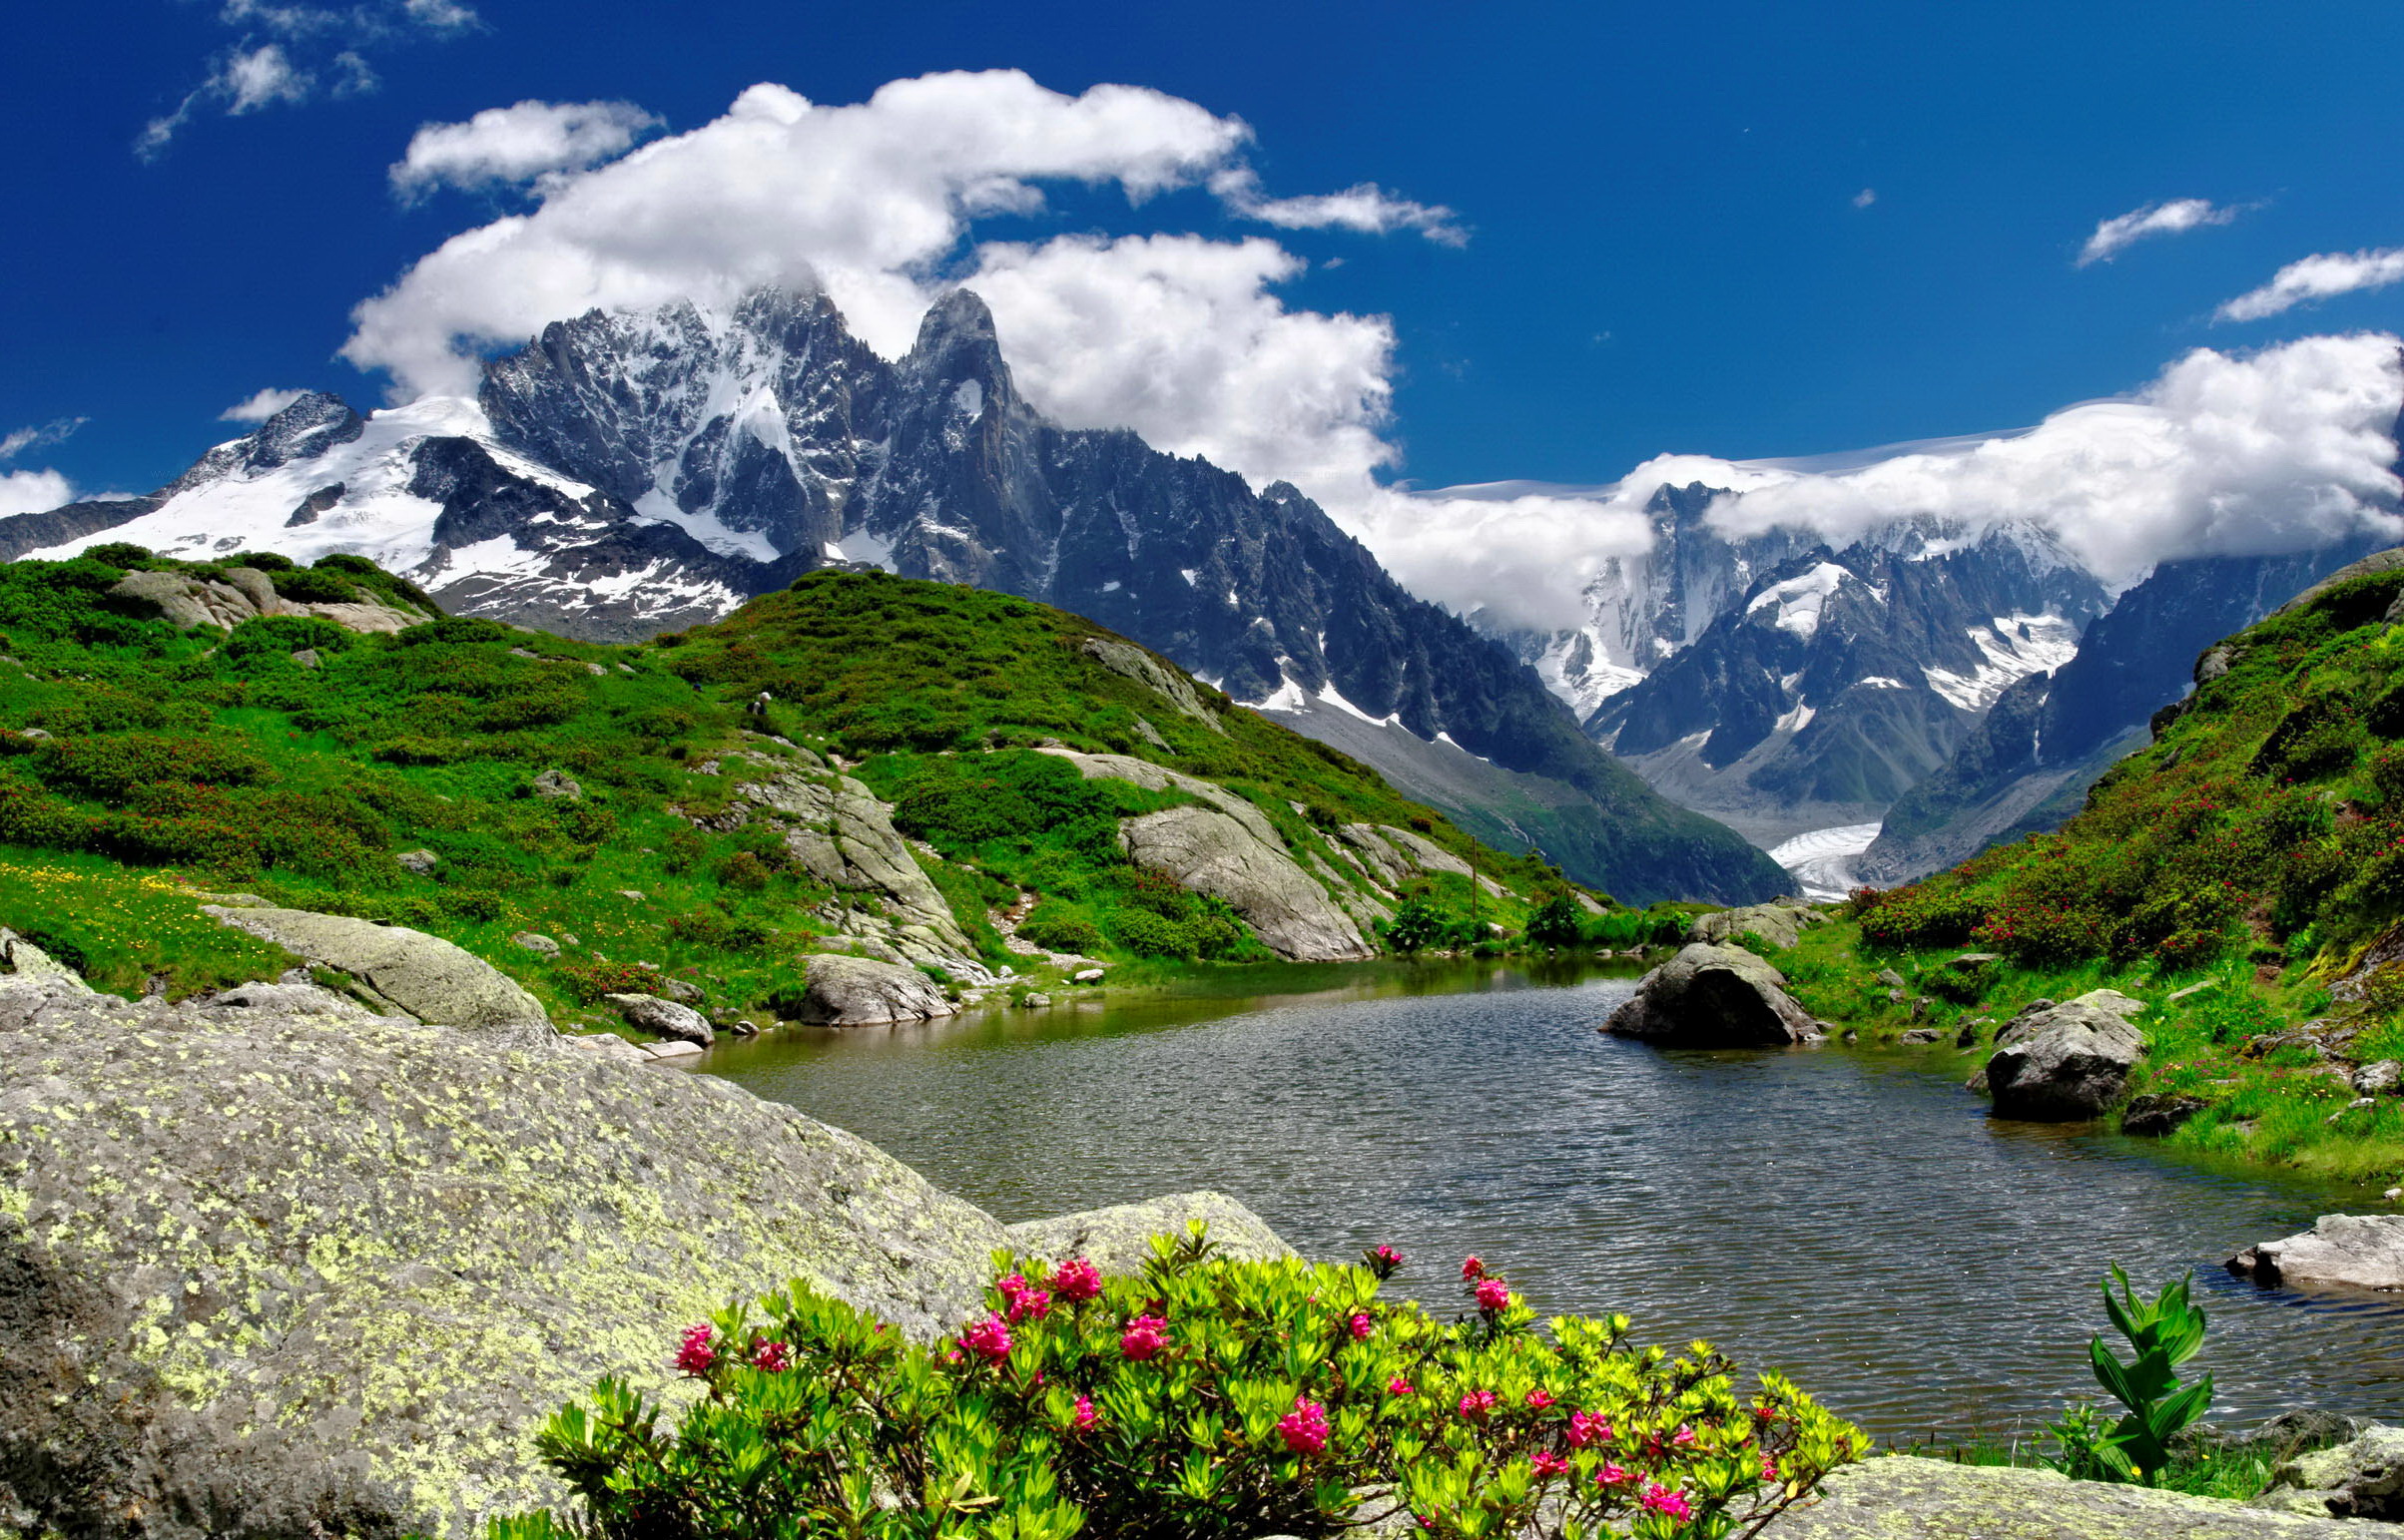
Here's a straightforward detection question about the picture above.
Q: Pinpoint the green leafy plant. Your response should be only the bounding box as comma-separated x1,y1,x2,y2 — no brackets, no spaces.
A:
498,1229,1864,1540
2048,1267,2214,1487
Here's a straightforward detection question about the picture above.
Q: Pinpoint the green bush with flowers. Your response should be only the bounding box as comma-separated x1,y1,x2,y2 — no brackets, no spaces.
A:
493,1228,1863,1540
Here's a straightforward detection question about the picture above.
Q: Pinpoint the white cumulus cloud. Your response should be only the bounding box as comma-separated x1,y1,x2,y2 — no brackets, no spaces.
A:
0,469,76,518
2077,198,2241,266
1209,169,1464,244
218,387,312,422
2218,248,2404,322
390,99,662,199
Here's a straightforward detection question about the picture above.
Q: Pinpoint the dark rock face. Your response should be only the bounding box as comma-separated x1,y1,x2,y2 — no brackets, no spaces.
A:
1604,942,1821,1047
1982,992,2147,1120
0,495,164,561
2120,1092,2206,1138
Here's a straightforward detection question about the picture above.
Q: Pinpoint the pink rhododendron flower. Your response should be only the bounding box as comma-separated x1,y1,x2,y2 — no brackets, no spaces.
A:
1461,1256,1487,1281
1761,1457,1781,1484
1276,1396,1331,1454
1388,1377,1416,1395
1372,1245,1404,1269
1531,1450,1569,1476
1640,1484,1694,1521
1524,1388,1554,1409
996,1274,1052,1322
959,1313,1012,1364
1475,1278,1511,1311
1350,1312,1374,1340
1120,1314,1169,1360
1567,1410,1613,1447
674,1324,715,1376
1051,1257,1103,1304
1072,1395,1098,1432
1596,1462,1634,1486
1672,1423,1697,1448
749,1337,792,1373
1458,1389,1499,1419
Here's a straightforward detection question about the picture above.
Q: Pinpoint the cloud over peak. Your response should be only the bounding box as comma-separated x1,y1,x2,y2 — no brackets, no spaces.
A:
218,387,312,422
389,99,662,199
2077,197,2241,266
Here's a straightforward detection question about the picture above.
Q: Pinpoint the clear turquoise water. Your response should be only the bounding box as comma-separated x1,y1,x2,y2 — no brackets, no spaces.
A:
700,960,2404,1439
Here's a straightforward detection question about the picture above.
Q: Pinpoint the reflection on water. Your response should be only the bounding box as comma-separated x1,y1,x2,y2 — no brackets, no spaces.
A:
701,961,2404,1438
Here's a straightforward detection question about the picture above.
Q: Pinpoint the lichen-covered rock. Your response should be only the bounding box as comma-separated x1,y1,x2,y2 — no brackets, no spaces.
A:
603,991,714,1046
1604,943,1820,1047
1078,637,1224,732
2255,1424,2404,1521
0,974,1010,1538
1983,991,2147,1121
734,770,969,954
1687,899,1826,952
2227,1214,2404,1292
1002,1192,1296,1278
1118,804,1373,962
2356,1059,2403,1097
792,953,957,1025
0,926,90,989
530,768,582,800
1759,1453,2369,1538
204,905,551,1046
105,565,430,635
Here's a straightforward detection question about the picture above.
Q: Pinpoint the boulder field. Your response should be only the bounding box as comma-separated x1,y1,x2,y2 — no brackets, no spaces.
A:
0,947,1288,1539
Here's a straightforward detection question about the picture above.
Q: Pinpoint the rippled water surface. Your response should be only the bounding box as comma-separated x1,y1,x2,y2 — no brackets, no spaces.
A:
702,962,2404,1438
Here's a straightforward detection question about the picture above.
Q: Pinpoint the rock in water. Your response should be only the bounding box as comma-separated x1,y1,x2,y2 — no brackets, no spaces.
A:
0,972,1012,1537
203,904,551,1046
603,991,714,1046
2226,1214,2404,1292
1604,943,1820,1047
2255,1425,2404,1521
792,953,957,1025
1003,1193,1296,1278
1760,1453,2370,1538
1982,990,2146,1120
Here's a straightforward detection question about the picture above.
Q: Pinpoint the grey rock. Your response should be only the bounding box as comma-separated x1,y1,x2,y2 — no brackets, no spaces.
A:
792,953,957,1026
290,647,320,670
1003,1192,1295,1277
396,847,440,875
603,992,714,1047
2355,1060,2402,1097
530,768,582,800
510,931,560,955
1875,967,1909,991
737,770,970,953
641,1039,705,1060
0,927,91,989
1079,636,1224,731
1955,1015,1994,1049
196,979,376,1018
559,1032,648,1066
2240,1410,2371,1454
660,978,704,1004
0,973,1009,1538
1985,991,2148,1121
1019,991,1053,1008
203,905,552,1046
2121,1093,2206,1138
1689,898,1826,952
2227,1214,2404,1292
2257,1424,2404,1521
1604,943,1820,1047
103,564,427,635
1118,804,1374,962
1759,1453,2368,1539
1899,1027,1942,1045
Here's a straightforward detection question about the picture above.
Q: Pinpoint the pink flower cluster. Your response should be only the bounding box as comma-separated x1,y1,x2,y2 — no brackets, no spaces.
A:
1276,1396,1331,1455
1388,1377,1416,1396
1072,1395,1098,1432
749,1337,792,1373
674,1324,715,1376
1474,1277,1511,1312
1120,1313,1169,1361
1640,1483,1695,1521
1370,1244,1404,1271
1461,1256,1487,1281
959,1313,1013,1364
1530,1450,1569,1476
997,1273,1051,1322
1349,1312,1375,1340
1051,1257,1103,1304
1524,1388,1554,1409
1457,1388,1499,1420
1566,1410,1613,1448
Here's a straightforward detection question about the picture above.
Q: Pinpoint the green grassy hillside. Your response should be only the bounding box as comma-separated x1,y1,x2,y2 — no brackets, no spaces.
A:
0,554,1640,1028
1809,553,2404,1182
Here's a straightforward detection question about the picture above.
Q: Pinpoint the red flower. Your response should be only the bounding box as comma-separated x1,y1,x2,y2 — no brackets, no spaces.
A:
1120,1313,1169,1361
1461,1256,1487,1281
748,1337,791,1373
1475,1277,1511,1311
959,1313,1012,1364
1051,1257,1103,1303
1276,1396,1331,1455
674,1324,716,1376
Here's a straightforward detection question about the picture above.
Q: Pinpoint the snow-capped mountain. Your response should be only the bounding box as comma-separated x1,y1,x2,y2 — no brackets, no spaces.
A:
0,284,1790,905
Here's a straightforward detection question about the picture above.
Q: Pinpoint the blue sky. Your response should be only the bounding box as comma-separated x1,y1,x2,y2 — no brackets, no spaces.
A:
8,0,2404,519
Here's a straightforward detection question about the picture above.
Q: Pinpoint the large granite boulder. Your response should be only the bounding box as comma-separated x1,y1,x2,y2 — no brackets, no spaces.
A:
1003,1192,1296,1277
1604,943,1820,1047
1982,990,2147,1120
1687,898,1826,952
106,565,430,635
0,972,1009,1538
729,769,975,963
203,904,552,1047
1118,805,1374,962
2255,1425,2404,1521
2226,1214,2404,1293
1760,1454,2371,1538
791,952,958,1025
604,991,714,1046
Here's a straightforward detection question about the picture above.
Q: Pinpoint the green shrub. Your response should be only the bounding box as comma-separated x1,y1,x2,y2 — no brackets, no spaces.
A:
83,542,154,568
555,958,665,1003
1018,904,1103,955
230,551,297,571
223,614,353,662
1525,890,1584,948
34,734,274,799
497,1235,1863,1540
267,567,360,604
1108,906,1196,958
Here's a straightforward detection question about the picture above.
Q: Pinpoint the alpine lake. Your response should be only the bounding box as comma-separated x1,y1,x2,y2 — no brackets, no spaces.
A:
699,961,2404,1443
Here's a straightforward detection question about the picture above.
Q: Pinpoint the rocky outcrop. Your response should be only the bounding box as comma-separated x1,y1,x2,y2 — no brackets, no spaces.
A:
1759,1453,2371,1539
106,565,431,635
2226,1215,2404,1293
1688,898,1826,952
0,926,90,988
791,953,958,1026
0,971,1011,1538
1002,1192,1295,1277
604,991,713,1046
1118,805,1374,962
1078,637,1224,732
1604,942,1821,1047
202,904,552,1046
2254,1425,2404,1521
1981,991,2147,1121
729,767,973,963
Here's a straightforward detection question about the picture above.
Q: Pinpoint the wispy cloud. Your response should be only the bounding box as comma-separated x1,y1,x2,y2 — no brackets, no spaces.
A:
1851,188,1876,210
0,416,87,462
389,99,663,201
2217,248,2404,322
139,0,480,158
218,387,311,422
2077,198,2242,266
1209,169,1466,246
